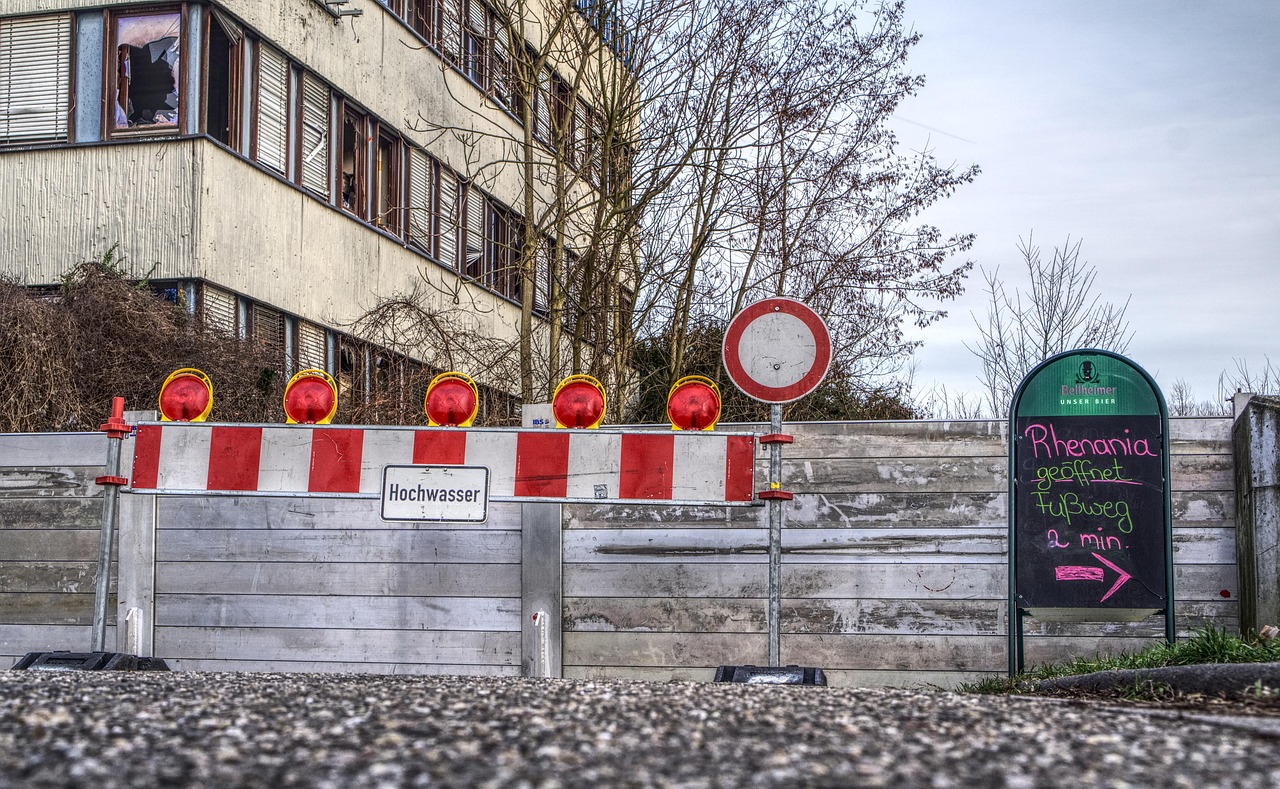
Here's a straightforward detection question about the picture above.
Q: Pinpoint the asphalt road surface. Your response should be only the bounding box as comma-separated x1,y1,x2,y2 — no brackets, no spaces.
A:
1,672,1277,788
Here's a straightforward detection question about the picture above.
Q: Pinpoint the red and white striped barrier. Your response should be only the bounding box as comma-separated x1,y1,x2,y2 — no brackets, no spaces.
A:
128,423,758,505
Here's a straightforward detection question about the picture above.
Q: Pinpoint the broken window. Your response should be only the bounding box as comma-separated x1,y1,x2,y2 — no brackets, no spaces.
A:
204,10,242,147
111,11,181,132
298,72,331,197
374,129,400,232
340,107,367,218
487,200,520,299
0,13,72,144
462,183,485,281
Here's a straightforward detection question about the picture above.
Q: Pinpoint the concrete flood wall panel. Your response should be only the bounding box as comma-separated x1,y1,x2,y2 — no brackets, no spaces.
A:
561,418,1238,687
147,496,524,675
0,432,113,665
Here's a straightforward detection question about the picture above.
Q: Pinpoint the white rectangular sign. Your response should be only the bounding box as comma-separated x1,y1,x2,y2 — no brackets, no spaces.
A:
380,465,490,523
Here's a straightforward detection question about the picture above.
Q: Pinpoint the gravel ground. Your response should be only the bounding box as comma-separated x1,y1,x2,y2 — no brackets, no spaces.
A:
1,672,1278,788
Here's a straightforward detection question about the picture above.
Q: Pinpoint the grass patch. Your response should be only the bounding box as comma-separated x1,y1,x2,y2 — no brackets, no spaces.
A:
960,627,1280,695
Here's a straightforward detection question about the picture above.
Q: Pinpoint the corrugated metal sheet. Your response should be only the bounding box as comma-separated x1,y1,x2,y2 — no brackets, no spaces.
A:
0,142,200,284
255,43,288,174
0,13,71,143
299,71,329,197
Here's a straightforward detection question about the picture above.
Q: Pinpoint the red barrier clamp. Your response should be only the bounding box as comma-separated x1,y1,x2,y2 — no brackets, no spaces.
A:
99,396,131,440
758,490,793,501
759,433,794,445
95,475,128,487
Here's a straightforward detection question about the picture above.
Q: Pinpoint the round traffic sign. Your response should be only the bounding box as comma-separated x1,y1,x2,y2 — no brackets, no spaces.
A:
722,297,831,403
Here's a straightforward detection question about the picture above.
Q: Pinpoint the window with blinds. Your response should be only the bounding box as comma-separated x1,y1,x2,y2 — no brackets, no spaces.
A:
0,14,72,144
299,72,330,197
534,69,552,142
439,0,462,65
251,303,286,363
534,237,550,313
255,43,289,173
437,167,459,269
463,0,489,85
202,285,237,335
463,184,486,281
297,321,328,372
407,147,434,254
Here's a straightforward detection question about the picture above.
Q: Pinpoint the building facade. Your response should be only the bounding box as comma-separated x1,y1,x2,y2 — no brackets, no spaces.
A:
0,0,623,418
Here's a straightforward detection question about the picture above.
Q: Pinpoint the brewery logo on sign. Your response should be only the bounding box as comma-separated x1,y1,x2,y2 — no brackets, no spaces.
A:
1060,360,1118,404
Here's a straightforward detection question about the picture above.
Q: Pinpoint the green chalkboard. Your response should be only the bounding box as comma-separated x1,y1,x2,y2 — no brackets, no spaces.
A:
1008,350,1174,671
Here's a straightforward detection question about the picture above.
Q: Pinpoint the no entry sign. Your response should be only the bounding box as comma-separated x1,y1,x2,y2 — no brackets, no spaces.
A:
722,298,831,403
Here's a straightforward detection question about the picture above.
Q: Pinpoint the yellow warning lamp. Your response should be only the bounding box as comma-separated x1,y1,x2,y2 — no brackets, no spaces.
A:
552,374,607,428
667,375,721,431
424,372,479,427
283,369,338,425
157,368,213,422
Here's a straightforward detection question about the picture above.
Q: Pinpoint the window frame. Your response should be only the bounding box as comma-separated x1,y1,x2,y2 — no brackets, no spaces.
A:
105,5,188,138
337,100,369,220
0,12,75,146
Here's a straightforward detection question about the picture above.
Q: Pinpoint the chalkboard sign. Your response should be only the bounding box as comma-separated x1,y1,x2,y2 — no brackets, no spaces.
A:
1013,414,1166,610
1008,350,1173,672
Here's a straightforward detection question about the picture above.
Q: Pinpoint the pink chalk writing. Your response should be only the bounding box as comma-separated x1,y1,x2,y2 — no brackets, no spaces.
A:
1056,566,1104,582
1024,422,1157,460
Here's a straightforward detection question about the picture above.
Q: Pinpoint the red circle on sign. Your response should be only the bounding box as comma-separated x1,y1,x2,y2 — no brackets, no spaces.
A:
722,297,831,403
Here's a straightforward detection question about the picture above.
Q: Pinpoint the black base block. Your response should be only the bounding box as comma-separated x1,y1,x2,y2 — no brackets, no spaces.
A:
714,665,827,685
11,652,171,671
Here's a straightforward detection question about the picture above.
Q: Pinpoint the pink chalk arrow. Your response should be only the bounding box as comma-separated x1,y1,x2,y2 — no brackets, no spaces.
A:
1053,553,1133,602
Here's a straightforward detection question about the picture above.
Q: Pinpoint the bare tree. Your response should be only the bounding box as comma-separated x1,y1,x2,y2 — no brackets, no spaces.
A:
386,0,976,419
969,234,1132,415
1219,357,1280,401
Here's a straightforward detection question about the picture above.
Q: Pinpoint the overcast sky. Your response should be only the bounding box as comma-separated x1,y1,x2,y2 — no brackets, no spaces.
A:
891,1,1279,409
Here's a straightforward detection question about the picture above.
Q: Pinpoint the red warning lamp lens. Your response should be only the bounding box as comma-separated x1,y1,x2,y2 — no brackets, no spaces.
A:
158,369,213,422
667,376,721,431
284,378,336,424
552,376,606,429
426,376,479,427
283,369,338,425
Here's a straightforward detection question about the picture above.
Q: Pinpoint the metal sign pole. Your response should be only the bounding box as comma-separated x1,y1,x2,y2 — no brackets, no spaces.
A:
768,403,782,667
92,398,131,652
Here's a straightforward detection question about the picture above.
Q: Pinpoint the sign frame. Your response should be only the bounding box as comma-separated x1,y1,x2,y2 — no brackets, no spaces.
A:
1007,349,1174,675
380,464,490,523
722,297,831,403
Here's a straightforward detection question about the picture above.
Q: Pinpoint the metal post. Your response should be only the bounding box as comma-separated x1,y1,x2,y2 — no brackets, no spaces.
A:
768,403,783,667
92,397,130,652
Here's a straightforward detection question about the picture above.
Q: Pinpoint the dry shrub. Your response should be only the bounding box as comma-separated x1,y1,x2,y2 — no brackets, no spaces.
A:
0,261,285,432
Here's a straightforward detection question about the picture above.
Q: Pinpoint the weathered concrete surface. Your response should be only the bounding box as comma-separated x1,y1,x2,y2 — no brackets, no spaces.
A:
1234,395,1280,635
1039,661,1280,698
1,672,1277,788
